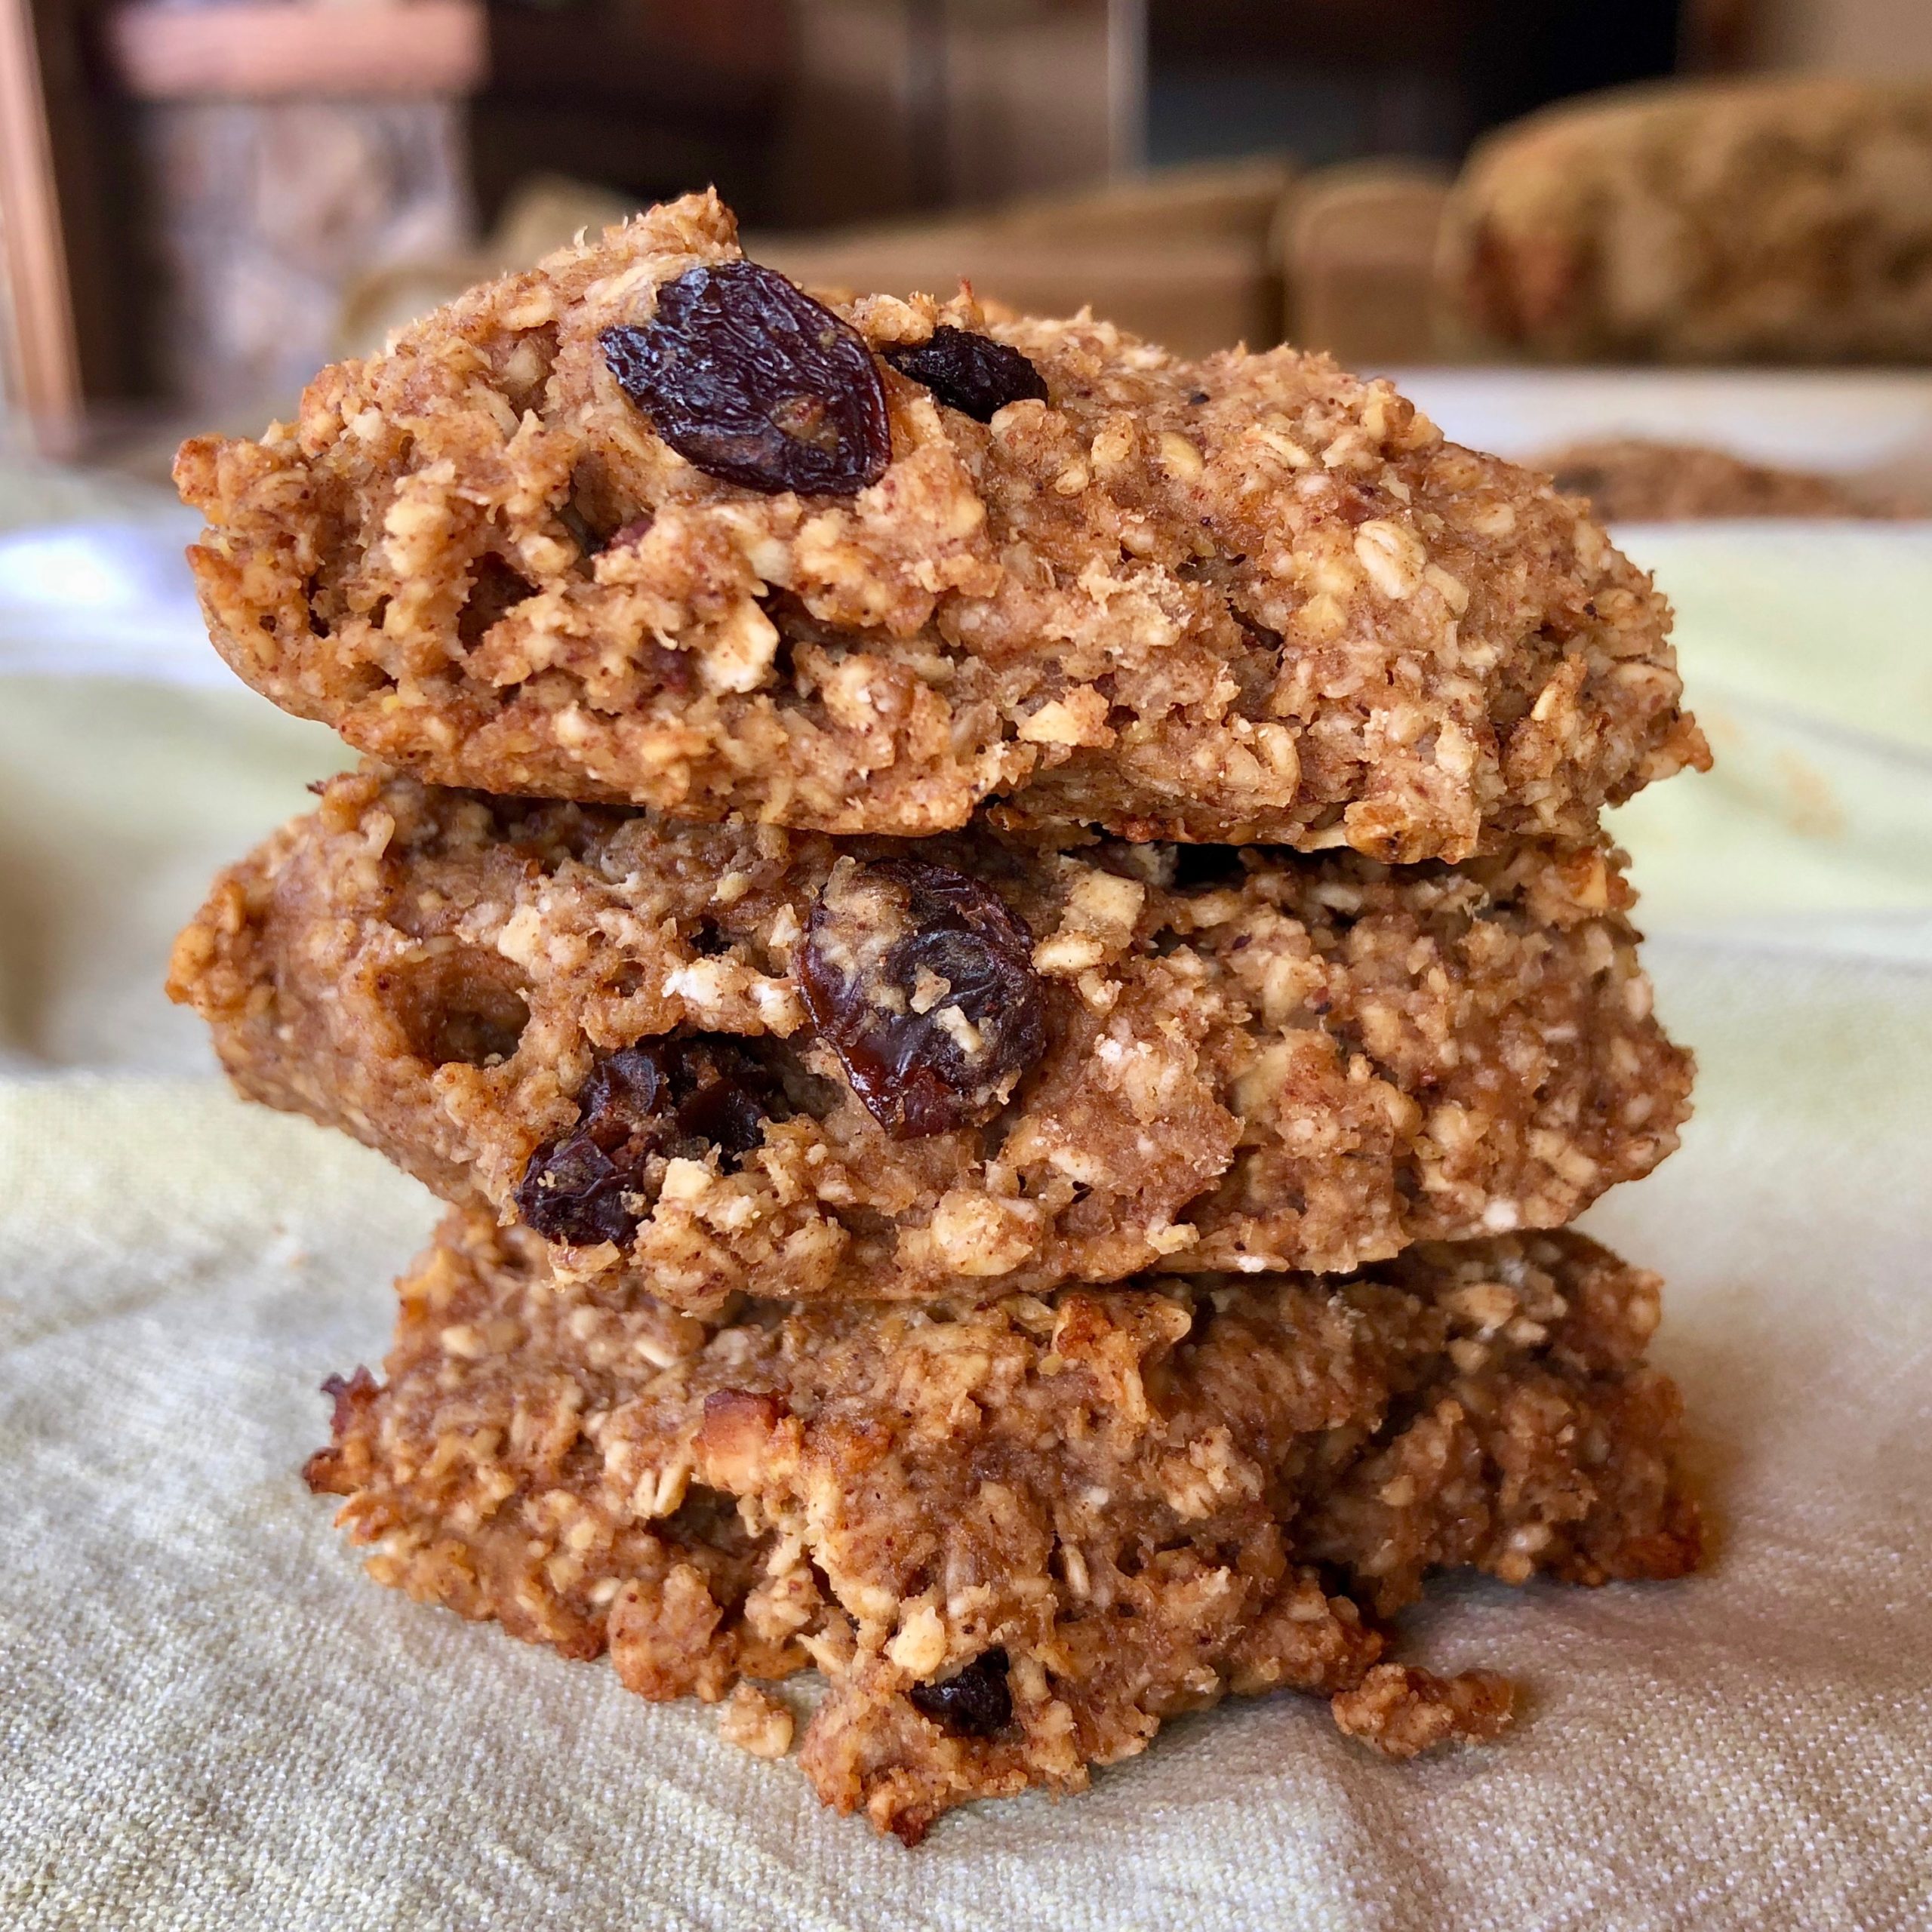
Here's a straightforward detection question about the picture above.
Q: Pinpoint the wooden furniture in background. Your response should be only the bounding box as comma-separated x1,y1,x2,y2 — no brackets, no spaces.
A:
1146,0,1690,167
107,1,485,101
780,0,1133,227
333,154,1297,372
1280,160,1451,368
0,0,83,451
753,155,1295,356
471,0,789,232
98,2,486,414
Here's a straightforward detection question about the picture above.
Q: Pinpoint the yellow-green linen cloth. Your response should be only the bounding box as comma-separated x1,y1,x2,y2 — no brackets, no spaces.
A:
2,504,1929,1928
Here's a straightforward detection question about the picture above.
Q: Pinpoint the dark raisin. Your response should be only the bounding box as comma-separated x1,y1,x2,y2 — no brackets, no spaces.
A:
798,858,1047,1139
909,1648,1013,1737
514,1038,784,1247
669,1041,778,1160
519,1131,632,1247
321,1366,378,1440
882,325,1048,422
601,262,891,497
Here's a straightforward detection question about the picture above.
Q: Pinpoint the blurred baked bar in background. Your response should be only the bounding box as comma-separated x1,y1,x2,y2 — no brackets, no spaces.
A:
1438,75,1932,364
1535,437,1926,520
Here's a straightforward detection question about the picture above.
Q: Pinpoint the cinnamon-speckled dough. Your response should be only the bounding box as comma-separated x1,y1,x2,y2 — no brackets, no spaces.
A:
170,768,1690,1311
174,190,1705,860
306,1211,1700,1841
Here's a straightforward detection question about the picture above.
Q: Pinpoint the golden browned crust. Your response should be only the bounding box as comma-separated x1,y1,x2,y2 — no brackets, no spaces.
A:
174,190,1703,860
1440,77,1932,364
306,1212,1701,1840
170,768,1691,1310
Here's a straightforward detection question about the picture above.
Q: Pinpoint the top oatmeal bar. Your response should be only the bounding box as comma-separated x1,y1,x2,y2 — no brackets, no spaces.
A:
175,192,1705,860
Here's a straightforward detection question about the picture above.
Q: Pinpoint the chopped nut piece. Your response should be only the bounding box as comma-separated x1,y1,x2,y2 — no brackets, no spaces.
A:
719,1683,795,1760
1330,1664,1516,1759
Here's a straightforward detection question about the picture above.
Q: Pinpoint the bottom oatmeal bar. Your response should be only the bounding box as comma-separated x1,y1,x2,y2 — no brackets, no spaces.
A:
306,1214,1701,1841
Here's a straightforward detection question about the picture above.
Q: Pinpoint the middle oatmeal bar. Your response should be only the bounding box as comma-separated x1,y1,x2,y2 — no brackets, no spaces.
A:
171,768,1690,1309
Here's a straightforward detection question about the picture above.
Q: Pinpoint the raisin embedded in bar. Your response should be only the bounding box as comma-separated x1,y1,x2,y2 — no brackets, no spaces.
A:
601,261,892,497
515,1039,786,1247
881,326,1050,420
798,856,1048,1139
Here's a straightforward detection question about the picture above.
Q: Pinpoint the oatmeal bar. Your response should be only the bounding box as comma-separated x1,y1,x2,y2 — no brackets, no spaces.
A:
174,189,1704,861
306,1211,1702,1841
1536,439,1914,524
171,768,1690,1309
1439,77,1932,364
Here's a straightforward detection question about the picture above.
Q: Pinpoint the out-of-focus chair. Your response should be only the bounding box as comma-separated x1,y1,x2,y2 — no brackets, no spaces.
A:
338,157,1301,364
1275,160,1451,368
751,157,1299,358
1437,75,1932,363
335,174,635,359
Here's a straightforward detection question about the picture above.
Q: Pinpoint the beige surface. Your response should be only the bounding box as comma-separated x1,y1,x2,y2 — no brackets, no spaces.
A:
2,495,1930,1921
0,677,340,1072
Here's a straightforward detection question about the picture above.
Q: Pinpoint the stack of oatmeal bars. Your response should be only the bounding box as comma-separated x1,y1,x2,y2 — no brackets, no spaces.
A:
168,192,1709,1843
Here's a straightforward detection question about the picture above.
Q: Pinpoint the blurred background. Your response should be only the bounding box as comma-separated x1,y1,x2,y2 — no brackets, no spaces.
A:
2,0,1930,458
